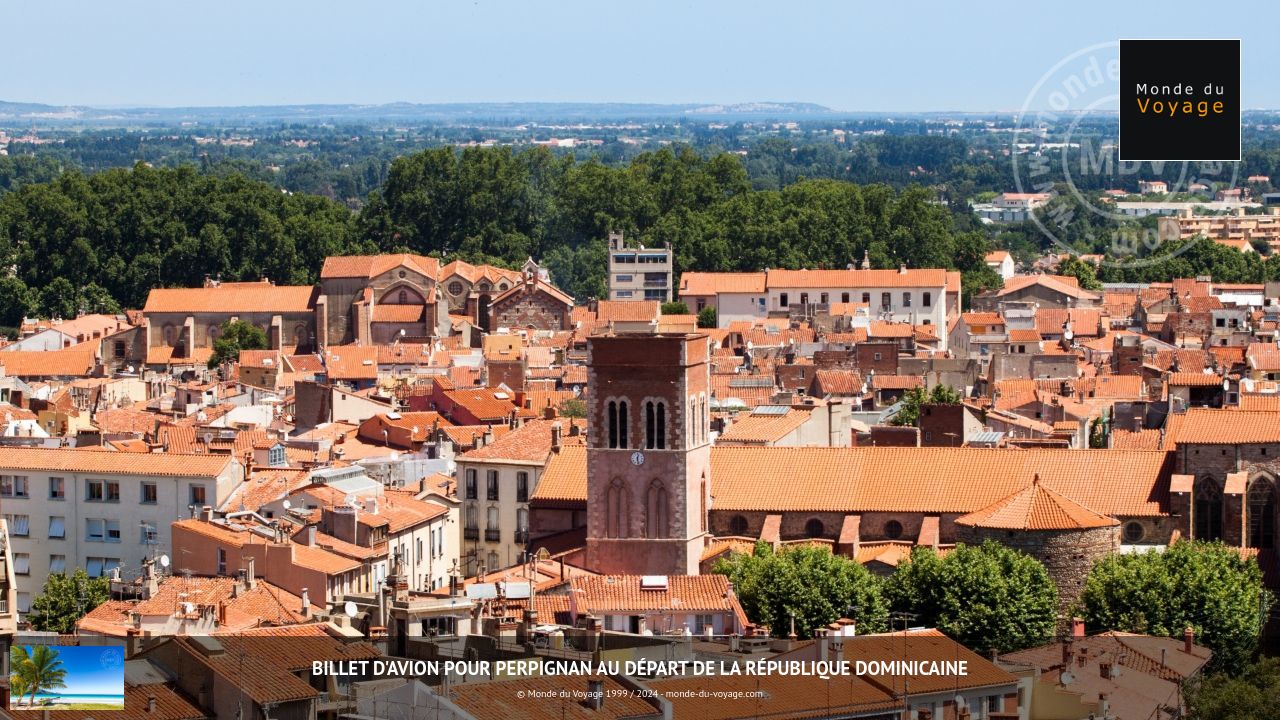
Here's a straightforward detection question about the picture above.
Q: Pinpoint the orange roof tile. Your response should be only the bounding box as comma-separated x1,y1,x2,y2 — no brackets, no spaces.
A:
594,300,660,323
370,304,425,323
1172,408,1280,444
1110,428,1163,450
143,282,315,314
0,346,98,377
679,272,768,295
459,418,586,462
718,408,813,444
323,346,379,380
767,267,949,289
570,574,742,614
0,447,232,477
319,253,440,279
998,274,1099,300
955,476,1119,530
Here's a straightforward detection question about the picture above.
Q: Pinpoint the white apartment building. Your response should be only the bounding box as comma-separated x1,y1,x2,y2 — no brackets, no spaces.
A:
0,448,243,614
606,231,673,302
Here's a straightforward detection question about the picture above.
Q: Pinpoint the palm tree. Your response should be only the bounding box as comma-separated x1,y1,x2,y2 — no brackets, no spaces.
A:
9,646,66,707
9,646,34,707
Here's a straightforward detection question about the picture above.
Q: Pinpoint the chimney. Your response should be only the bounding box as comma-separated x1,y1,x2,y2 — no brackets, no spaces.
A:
551,423,562,453
543,405,557,420
1072,617,1085,638
146,695,157,714
201,505,213,522
305,525,317,547
815,628,829,660
586,679,604,710
1184,626,1194,654
301,588,311,618
1062,637,1074,665
898,264,907,274
244,558,256,590
1098,693,1110,718
217,601,228,627
370,497,380,515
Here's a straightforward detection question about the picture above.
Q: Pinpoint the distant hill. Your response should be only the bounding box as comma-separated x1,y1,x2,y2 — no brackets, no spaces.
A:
0,100,839,126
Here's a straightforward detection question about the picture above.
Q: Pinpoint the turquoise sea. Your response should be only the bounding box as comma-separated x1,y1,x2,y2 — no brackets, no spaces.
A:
22,693,125,705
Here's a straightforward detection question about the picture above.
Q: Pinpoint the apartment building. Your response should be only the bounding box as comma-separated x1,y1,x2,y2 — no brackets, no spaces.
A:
0,448,243,613
1157,206,1280,251
606,231,673,302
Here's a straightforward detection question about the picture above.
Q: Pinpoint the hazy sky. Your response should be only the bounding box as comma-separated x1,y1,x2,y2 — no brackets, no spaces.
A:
11,0,1277,110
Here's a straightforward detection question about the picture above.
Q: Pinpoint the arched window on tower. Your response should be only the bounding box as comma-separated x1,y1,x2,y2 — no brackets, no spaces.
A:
1195,476,1224,541
1247,476,1277,549
607,401,618,448
606,478,629,538
645,401,666,449
618,400,628,448
646,480,669,539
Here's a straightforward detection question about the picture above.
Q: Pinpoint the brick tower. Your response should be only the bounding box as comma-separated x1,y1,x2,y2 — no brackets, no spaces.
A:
584,331,712,575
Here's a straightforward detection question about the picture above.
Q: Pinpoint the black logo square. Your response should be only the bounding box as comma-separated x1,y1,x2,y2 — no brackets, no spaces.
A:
1119,39,1240,161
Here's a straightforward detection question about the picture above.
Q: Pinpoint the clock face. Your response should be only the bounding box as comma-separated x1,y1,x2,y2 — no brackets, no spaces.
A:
630,451,645,467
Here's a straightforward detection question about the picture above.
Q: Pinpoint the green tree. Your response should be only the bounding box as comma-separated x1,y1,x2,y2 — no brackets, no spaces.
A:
208,319,269,368
697,306,717,329
557,397,587,418
890,383,963,427
1081,540,1274,673
29,569,110,634
714,542,888,639
660,301,689,315
38,277,79,319
1056,255,1103,290
885,542,1058,653
10,645,67,708
1185,657,1280,720
0,276,34,329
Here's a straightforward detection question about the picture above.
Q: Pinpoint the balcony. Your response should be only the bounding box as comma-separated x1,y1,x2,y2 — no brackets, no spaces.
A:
514,530,529,545
485,528,501,543
464,527,480,541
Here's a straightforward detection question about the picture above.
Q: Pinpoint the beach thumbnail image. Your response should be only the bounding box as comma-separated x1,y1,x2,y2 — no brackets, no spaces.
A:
8,645,125,711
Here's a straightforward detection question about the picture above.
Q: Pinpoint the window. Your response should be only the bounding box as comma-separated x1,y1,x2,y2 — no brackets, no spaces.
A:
15,592,29,613
616,290,633,298
645,400,666,449
486,551,499,572
49,477,65,500
48,516,65,539
86,518,105,541
114,340,126,356
5,514,28,537
607,400,629,449
86,480,104,502
189,484,206,506
923,291,932,307
615,274,633,283
606,478,629,538
141,525,158,544
217,548,227,575
417,538,423,565
841,292,850,303
799,293,809,305
465,469,478,499
486,470,499,501
13,554,28,576
861,292,870,304
1195,477,1224,541
884,520,904,539
729,515,749,535
464,504,478,529
645,480,669,539
106,481,120,502
269,445,285,466
819,293,828,304
141,482,158,504
1,475,28,498
105,519,121,543
1123,521,1145,543
902,292,912,307
779,293,789,308
880,292,891,308
516,472,529,502
1246,477,1276,549
804,518,825,538
49,555,66,574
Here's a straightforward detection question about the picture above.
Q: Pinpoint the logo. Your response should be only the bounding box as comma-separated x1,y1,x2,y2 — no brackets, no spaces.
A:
1119,39,1240,161
1012,41,1239,268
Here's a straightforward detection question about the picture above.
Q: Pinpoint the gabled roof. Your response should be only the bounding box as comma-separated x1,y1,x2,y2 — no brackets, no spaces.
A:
594,300,660,322
679,272,767,295
955,476,1119,530
459,417,587,462
0,346,98,377
570,574,742,614
1173,408,1280,444
143,282,316,314
766,267,949,289
320,253,440,279
0,447,232,477
998,274,1100,300
489,277,575,308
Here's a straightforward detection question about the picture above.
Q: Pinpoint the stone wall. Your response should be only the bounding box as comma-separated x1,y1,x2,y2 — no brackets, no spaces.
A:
956,524,1120,616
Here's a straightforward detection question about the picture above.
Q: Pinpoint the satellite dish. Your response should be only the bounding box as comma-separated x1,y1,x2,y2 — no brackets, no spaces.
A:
181,602,195,614
1063,330,1074,341
159,554,170,568
1060,670,1075,685
282,500,292,510
344,601,358,618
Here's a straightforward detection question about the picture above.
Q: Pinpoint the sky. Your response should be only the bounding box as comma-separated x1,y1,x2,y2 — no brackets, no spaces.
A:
17,646,124,696
9,0,1279,111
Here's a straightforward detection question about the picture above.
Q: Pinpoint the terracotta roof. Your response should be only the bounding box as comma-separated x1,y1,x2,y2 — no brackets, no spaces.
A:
679,272,768,295
370,304,425,323
594,300,660,323
323,346,379,381
962,312,1004,326
1008,328,1042,342
1172,408,1280,444
41,683,206,720
986,250,1011,262
319,253,440,279
443,387,519,422
998,274,1099,300
490,277,575,308
955,476,1119,530
439,424,513,448
1237,394,1280,412
718,408,812,444
130,575,322,626
92,407,162,436
1168,371,1223,387
871,374,924,390
571,574,742,614
812,369,863,396
459,418,586,462
766,268,949,289
143,282,315,313
0,447,232,477
535,445,1172,517
0,346,98,377
1037,308,1105,337
1111,428,1163,450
